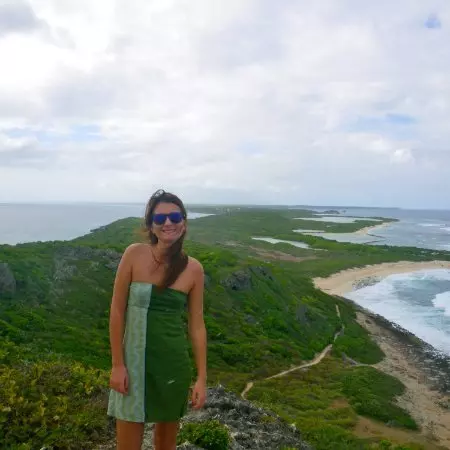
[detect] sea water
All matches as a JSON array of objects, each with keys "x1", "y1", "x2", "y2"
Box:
[
  {"x1": 0, "y1": 203, "x2": 211, "y2": 245},
  {"x1": 334, "y1": 207, "x2": 450, "y2": 356},
  {"x1": 345, "y1": 269, "x2": 450, "y2": 355},
  {"x1": 266, "y1": 206, "x2": 450, "y2": 355}
]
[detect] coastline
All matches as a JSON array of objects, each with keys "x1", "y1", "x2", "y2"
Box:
[
  {"x1": 314, "y1": 261, "x2": 450, "y2": 447},
  {"x1": 354, "y1": 308, "x2": 450, "y2": 447},
  {"x1": 354, "y1": 220, "x2": 391, "y2": 236},
  {"x1": 313, "y1": 260, "x2": 450, "y2": 296}
]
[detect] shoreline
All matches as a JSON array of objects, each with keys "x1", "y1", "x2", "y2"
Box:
[
  {"x1": 354, "y1": 308, "x2": 450, "y2": 447},
  {"x1": 313, "y1": 260, "x2": 450, "y2": 296},
  {"x1": 354, "y1": 220, "x2": 392, "y2": 236},
  {"x1": 314, "y1": 261, "x2": 450, "y2": 446}
]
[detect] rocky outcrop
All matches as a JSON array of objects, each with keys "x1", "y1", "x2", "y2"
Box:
[
  {"x1": 352, "y1": 276, "x2": 382, "y2": 290},
  {"x1": 98, "y1": 386, "x2": 313, "y2": 450},
  {"x1": 177, "y1": 385, "x2": 313, "y2": 450},
  {"x1": 52, "y1": 246, "x2": 122, "y2": 282},
  {"x1": 250, "y1": 266, "x2": 274, "y2": 281},
  {"x1": 0, "y1": 262, "x2": 16, "y2": 297},
  {"x1": 220, "y1": 266, "x2": 273, "y2": 291},
  {"x1": 295, "y1": 304, "x2": 309, "y2": 324},
  {"x1": 221, "y1": 270, "x2": 252, "y2": 291}
]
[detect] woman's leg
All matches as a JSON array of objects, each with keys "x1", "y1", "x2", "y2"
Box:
[
  {"x1": 153, "y1": 421, "x2": 180, "y2": 450},
  {"x1": 116, "y1": 419, "x2": 144, "y2": 450}
]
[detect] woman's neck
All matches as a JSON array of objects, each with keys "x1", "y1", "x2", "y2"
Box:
[{"x1": 151, "y1": 242, "x2": 170, "y2": 262}]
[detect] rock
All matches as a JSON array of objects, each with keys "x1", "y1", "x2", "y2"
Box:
[
  {"x1": 177, "y1": 385, "x2": 313, "y2": 449},
  {"x1": 221, "y1": 270, "x2": 252, "y2": 291},
  {"x1": 53, "y1": 246, "x2": 122, "y2": 280},
  {"x1": 96, "y1": 387, "x2": 313, "y2": 450},
  {"x1": 296, "y1": 304, "x2": 309, "y2": 324},
  {"x1": 245, "y1": 314, "x2": 257, "y2": 324},
  {"x1": 0, "y1": 262, "x2": 16, "y2": 297},
  {"x1": 251, "y1": 266, "x2": 274, "y2": 281},
  {"x1": 105, "y1": 259, "x2": 120, "y2": 271},
  {"x1": 352, "y1": 276, "x2": 381, "y2": 290},
  {"x1": 177, "y1": 444, "x2": 203, "y2": 450}
]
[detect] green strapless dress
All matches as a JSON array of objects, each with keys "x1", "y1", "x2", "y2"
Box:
[{"x1": 107, "y1": 282, "x2": 192, "y2": 423}]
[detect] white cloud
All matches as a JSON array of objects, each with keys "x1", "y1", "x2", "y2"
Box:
[{"x1": 0, "y1": 0, "x2": 449, "y2": 207}]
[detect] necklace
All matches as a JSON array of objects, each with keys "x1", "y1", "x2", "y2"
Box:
[{"x1": 150, "y1": 246, "x2": 165, "y2": 266}]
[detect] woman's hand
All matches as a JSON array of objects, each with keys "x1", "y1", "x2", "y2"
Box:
[
  {"x1": 191, "y1": 377, "x2": 207, "y2": 410},
  {"x1": 110, "y1": 364, "x2": 129, "y2": 395}
]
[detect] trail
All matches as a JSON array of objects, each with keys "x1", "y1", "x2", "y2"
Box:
[{"x1": 241, "y1": 305, "x2": 344, "y2": 399}]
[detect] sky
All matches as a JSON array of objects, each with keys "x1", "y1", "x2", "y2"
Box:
[{"x1": 0, "y1": 0, "x2": 449, "y2": 208}]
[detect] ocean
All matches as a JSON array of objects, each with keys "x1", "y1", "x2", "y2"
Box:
[
  {"x1": 325, "y1": 207, "x2": 450, "y2": 356},
  {"x1": 0, "y1": 203, "x2": 211, "y2": 246},
  {"x1": 1, "y1": 203, "x2": 450, "y2": 356}
]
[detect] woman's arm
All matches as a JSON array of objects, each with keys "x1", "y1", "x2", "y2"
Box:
[
  {"x1": 109, "y1": 244, "x2": 135, "y2": 393},
  {"x1": 188, "y1": 259, "x2": 207, "y2": 408}
]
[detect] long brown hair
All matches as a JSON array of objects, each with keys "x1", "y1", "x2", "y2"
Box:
[{"x1": 144, "y1": 189, "x2": 188, "y2": 289}]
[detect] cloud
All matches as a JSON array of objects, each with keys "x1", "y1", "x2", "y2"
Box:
[
  {"x1": 0, "y1": 0, "x2": 449, "y2": 207},
  {"x1": 0, "y1": 1, "x2": 42, "y2": 35}
]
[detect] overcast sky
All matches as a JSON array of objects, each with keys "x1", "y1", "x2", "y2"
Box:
[{"x1": 0, "y1": 1, "x2": 449, "y2": 208}]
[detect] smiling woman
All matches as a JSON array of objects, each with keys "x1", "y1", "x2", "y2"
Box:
[{"x1": 107, "y1": 189, "x2": 207, "y2": 450}]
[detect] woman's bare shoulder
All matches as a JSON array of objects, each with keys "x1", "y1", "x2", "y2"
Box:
[
  {"x1": 122, "y1": 242, "x2": 149, "y2": 259},
  {"x1": 187, "y1": 256, "x2": 204, "y2": 279},
  {"x1": 187, "y1": 255, "x2": 203, "y2": 270}
]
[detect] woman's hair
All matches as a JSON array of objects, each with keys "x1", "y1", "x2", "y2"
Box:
[{"x1": 144, "y1": 189, "x2": 188, "y2": 289}]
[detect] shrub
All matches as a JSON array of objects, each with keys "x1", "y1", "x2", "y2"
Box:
[
  {"x1": 0, "y1": 360, "x2": 109, "y2": 449},
  {"x1": 342, "y1": 367, "x2": 418, "y2": 430},
  {"x1": 177, "y1": 419, "x2": 230, "y2": 450}
]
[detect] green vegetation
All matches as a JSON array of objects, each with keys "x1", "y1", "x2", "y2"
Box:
[
  {"x1": 247, "y1": 357, "x2": 421, "y2": 450},
  {"x1": 1, "y1": 208, "x2": 447, "y2": 449},
  {"x1": 333, "y1": 307, "x2": 385, "y2": 364},
  {"x1": 0, "y1": 340, "x2": 108, "y2": 449},
  {"x1": 177, "y1": 420, "x2": 230, "y2": 450},
  {"x1": 342, "y1": 367, "x2": 417, "y2": 430}
]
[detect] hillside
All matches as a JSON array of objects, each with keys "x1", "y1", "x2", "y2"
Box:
[{"x1": 1, "y1": 209, "x2": 449, "y2": 449}]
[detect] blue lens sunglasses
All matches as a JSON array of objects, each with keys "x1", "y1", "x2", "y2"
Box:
[{"x1": 152, "y1": 212, "x2": 184, "y2": 225}]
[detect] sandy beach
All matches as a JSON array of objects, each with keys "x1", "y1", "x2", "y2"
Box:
[
  {"x1": 354, "y1": 221, "x2": 391, "y2": 236},
  {"x1": 314, "y1": 261, "x2": 450, "y2": 447},
  {"x1": 313, "y1": 260, "x2": 450, "y2": 296}
]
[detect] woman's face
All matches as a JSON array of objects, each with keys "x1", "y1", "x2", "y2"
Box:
[{"x1": 151, "y1": 202, "x2": 186, "y2": 244}]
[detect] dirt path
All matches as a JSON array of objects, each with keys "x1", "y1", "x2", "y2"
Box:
[{"x1": 241, "y1": 305, "x2": 342, "y2": 399}]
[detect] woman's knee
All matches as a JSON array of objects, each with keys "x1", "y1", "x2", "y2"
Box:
[
  {"x1": 116, "y1": 419, "x2": 144, "y2": 450},
  {"x1": 154, "y1": 421, "x2": 179, "y2": 449}
]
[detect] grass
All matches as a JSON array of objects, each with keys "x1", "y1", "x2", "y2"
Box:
[{"x1": 247, "y1": 357, "x2": 420, "y2": 450}]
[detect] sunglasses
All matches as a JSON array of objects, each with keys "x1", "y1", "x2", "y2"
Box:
[{"x1": 152, "y1": 212, "x2": 184, "y2": 225}]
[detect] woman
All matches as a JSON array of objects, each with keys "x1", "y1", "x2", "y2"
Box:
[{"x1": 107, "y1": 189, "x2": 207, "y2": 450}]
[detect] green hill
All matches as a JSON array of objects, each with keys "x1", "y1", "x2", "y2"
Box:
[{"x1": 1, "y1": 209, "x2": 448, "y2": 449}]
